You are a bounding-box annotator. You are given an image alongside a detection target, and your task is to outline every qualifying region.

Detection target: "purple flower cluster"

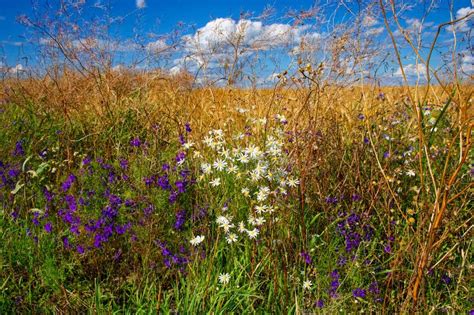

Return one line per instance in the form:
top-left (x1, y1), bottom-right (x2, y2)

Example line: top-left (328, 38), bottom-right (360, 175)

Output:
top-left (329, 269), bottom-right (340, 298)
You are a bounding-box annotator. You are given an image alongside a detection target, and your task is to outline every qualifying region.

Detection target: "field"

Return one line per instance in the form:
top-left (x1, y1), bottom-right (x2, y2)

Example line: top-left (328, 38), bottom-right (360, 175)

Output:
top-left (0, 1), bottom-right (473, 313)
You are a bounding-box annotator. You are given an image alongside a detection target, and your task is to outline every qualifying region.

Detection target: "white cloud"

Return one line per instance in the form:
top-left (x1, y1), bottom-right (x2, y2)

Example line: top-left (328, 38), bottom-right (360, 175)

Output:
top-left (394, 63), bottom-right (426, 78)
top-left (174, 17), bottom-right (320, 75)
top-left (367, 27), bottom-right (384, 36)
top-left (9, 64), bottom-right (25, 74)
top-left (460, 53), bottom-right (474, 74)
top-left (363, 15), bottom-right (378, 27)
top-left (146, 39), bottom-right (168, 52)
top-left (136, 0), bottom-right (146, 9)
top-left (447, 7), bottom-right (473, 32)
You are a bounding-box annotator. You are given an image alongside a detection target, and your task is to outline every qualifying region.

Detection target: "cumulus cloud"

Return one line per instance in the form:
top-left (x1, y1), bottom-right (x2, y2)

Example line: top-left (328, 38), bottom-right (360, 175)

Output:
top-left (394, 63), bottom-right (426, 78)
top-left (447, 7), bottom-right (473, 32)
top-left (136, 0), bottom-right (146, 9)
top-left (8, 64), bottom-right (25, 74)
top-left (173, 17), bottom-right (320, 74)
top-left (460, 53), bottom-right (474, 74)
top-left (363, 15), bottom-right (378, 27)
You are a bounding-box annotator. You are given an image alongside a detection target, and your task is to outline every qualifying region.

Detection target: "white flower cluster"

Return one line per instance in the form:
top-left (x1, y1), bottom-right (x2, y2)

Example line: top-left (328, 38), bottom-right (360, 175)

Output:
top-left (189, 112), bottom-right (299, 245)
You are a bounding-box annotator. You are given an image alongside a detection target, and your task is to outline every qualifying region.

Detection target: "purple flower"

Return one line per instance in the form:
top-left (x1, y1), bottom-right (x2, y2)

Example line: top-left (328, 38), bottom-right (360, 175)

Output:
top-left (179, 134), bottom-right (186, 145)
top-left (61, 174), bottom-right (76, 192)
top-left (77, 245), bottom-right (85, 254)
top-left (82, 156), bottom-right (92, 166)
top-left (352, 288), bottom-right (366, 299)
top-left (384, 244), bottom-right (391, 254)
top-left (119, 158), bottom-right (129, 170)
top-left (441, 274), bottom-right (451, 285)
top-left (174, 210), bottom-right (186, 230)
top-left (44, 222), bottom-right (52, 233)
top-left (130, 137), bottom-right (141, 147)
top-left (169, 191), bottom-right (178, 204)
top-left (300, 251), bottom-right (312, 265)
top-left (329, 270), bottom-right (340, 298)
top-left (185, 122), bottom-right (192, 133)
top-left (162, 163), bottom-right (170, 171)
top-left (357, 113), bottom-right (365, 120)
top-left (62, 237), bottom-right (71, 249)
top-left (315, 299), bottom-right (324, 308)
top-left (175, 180), bottom-right (187, 193)
top-left (175, 151), bottom-right (186, 164)
top-left (65, 195), bottom-right (77, 211)
top-left (383, 151), bottom-right (390, 159)
top-left (13, 140), bottom-right (25, 157)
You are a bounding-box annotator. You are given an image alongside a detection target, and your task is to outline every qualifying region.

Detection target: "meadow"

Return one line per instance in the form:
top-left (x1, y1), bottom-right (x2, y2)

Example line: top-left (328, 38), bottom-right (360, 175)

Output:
top-left (0, 1), bottom-right (473, 313)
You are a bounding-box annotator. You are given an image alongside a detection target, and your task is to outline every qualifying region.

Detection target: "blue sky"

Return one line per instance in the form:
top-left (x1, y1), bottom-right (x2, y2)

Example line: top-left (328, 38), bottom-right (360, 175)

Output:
top-left (0, 0), bottom-right (472, 85)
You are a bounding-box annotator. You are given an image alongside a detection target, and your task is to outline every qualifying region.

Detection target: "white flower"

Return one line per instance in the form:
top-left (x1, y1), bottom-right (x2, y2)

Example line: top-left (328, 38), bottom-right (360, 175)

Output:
top-left (216, 216), bottom-right (230, 226)
top-left (190, 235), bottom-right (205, 246)
top-left (250, 170), bottom-right (262, 182)
top-left (193, 151), bottom-right (202, 158)
top-left (255, 204), bottom-right (266, 214)
top-left (237, 153), bottom-right (249, 164)
top-left (218, 273), bottom-right (230, 285)
top-left (238, 221), bottom-right (246, 233)
top-left (210, 178), bottom-right (221, 187)
top-left (201, 163), bottom-right (212, 174)
top-left (227, 164), bottom-right (238, 174)
top-left (256, 186), bottom-right (270, 202)
top-left (226, 233), bottom-right (238, 244)
top-left (245, 145), bottom-right (262, 160)
top-left (203, 135), bottom-right (214, 147)
top-left (241, 187), bottom-right (250, 197)
top-left (213, 159), bottom-right (227, 171)
top-left (255, 217), bottom-right (266, 226)
top-left (247, 228), bottom-right (259, 239)
top-left (183, 141), bottom-right (194, 150)
top-left (406, 170), bottom-right (416, 177)
top-left (287, 177), bottom-right (300, 188)
top-left (303, 280), bottom-right (312, 290)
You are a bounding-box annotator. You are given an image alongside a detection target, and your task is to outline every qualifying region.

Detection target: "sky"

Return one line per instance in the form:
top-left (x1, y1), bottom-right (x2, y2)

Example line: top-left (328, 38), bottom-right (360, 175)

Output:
top-left (0, 0), bottom-right (472, 85)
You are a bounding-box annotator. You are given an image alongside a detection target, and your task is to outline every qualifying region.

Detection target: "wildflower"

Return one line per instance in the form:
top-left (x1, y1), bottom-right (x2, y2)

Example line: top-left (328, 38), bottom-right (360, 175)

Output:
top-left (287, 177), bottom-right (300, 188)
top-left (185, 122), bottom-right (192, 133)
top-left (352, 288), bottom-right (366, 299)
top-left (213, 159), bottom-right (227, 171)
top-left (44, 222), bottom-right (52, 233)
top-left (237, 153), bottom-right (249, 164)
top-left (13, 140), bottom-right (25, 157)
top-left (247, 228), bottom-right (259, 239)
top-left (238, 221), bottom-right (246, 233)
top-left (216, 216), bottom-right (230, 226)
top-left (227, 164), bottom-right (238, 174)
top-left (210, 178), bottom-right (221, 187)
top-left (255, 205), bottom-right (266, 214)
top-left (256, 186), bottom-right (270, 202)
top-left (226, 233), bottom-right (238, 244)
top-left (303, 280), bottom-right (312, 290)
top-left (201, 163), bottom-right (212, 174)
top-left (190, 235), bottom-right (205, 246)
top-left (219, 273), bottom-right (230, 285)
top-left (300, 251), bottom-right (312, 265)
top-left (130, 137), bottom-right (141, 147)
top-left (255, 217), bottom-right (266, 226)
top-left (183, 141), bottom-right (194, 150)
top-left (241, 187), bottom-right (250, 197)
top-left (175, 151), bottom-right (186, 164)
top-left (315, 299), bottom-right (324, 308)
top-left (406, 169), bottom-right (416, 177)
